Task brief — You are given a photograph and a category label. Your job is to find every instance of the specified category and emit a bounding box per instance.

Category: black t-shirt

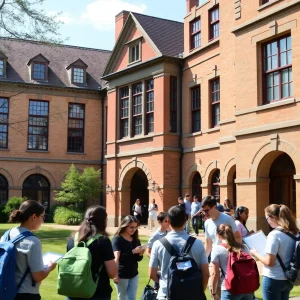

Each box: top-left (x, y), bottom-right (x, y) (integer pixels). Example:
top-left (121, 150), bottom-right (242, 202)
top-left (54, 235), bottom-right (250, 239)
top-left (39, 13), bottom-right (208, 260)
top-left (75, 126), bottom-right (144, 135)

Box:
top-left (112, 235), bottom-right (143, 279)
top-left (67, 235), bottom-right (115, 298)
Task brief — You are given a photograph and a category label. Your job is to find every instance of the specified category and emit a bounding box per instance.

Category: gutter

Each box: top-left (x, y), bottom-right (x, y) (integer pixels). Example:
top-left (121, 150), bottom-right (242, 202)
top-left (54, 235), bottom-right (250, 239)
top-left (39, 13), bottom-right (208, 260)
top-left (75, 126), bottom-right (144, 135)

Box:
top-left (100, 94), bottom-right (105, 206)
top-left (178, 61), bottom-right (184, 196)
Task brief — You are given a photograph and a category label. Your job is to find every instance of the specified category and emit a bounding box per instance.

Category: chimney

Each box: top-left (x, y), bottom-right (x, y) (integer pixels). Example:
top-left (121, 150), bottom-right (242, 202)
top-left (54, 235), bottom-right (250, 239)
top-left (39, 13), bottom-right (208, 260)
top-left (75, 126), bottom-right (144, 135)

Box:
top-left (186, 0), bottom-right (198, 14)
top-left (115, 10), bottom-right (130, 42)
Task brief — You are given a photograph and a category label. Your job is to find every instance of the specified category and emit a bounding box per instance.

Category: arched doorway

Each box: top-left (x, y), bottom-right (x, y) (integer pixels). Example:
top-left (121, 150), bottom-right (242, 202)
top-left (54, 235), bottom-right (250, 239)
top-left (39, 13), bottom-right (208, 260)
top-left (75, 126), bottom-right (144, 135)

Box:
top-left (211, 169), bottom-right (220, 200)
top-left (269, 153), bottom-right (296, 213)
top-left (130, 169), bottom-right (149, 224)
top-left (22, 174), bottom-right (50, 212)
top-left (192, 172), bottom-right (202, 199)
top-left (0, 174), bottom-right (8, 205)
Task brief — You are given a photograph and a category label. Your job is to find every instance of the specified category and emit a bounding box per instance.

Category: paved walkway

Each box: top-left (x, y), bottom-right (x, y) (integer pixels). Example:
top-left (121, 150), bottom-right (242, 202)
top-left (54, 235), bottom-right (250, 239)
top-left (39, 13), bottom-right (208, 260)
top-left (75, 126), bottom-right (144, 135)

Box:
top-left (43, 224), bottom-right (300, 299)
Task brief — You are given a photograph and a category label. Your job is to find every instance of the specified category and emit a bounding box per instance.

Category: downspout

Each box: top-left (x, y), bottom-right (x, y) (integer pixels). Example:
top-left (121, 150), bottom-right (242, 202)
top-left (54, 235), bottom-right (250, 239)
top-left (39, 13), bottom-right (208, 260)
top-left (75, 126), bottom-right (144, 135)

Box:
top-left (100, 92), bottom-right (105, 206)
top-left (179, 61), bottom-right (184, 196)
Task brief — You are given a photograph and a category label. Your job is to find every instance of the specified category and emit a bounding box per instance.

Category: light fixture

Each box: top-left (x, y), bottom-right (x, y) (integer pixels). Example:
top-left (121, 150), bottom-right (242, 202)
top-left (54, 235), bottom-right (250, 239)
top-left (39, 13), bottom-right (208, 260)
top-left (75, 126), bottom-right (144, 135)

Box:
top-left (106, 184), bottom-right (113, 194)
top-left (151, 180), bottom-right (158, 192)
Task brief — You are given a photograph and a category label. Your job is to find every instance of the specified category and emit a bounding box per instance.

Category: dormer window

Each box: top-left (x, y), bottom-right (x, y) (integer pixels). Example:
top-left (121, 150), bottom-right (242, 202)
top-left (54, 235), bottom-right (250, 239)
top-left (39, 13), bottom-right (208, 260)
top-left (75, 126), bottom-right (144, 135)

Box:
top-left (0, 52), bottom-right (8, 78)
top-left (66, 59), bottom-right (88, 86)
top-left (72, 67), bottom-right (84, 84)
top-left (32, 63), bottom-right (46, 80)
top-left (129, 41), bottom-right (141, 64)
top-left (27, 54), bottom-right (49, 81)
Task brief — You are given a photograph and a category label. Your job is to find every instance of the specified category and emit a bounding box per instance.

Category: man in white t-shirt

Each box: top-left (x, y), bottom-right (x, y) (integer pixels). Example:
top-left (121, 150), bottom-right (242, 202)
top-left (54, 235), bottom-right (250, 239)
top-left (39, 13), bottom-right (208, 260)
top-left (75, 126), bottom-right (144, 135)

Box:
top-left (148, 199), bottom-right (158, 231)
top-left (201, 195), bottom-right (242, 299)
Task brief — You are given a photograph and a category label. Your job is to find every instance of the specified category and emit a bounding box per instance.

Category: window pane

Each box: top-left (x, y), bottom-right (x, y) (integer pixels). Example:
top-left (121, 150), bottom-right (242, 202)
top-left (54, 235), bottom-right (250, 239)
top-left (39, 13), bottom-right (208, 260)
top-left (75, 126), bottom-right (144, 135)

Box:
top-left (73, 68), bottom-right (84, 84)
top-left (280, 52), bottom-right (287, 66)
top-left (271, 41), bottom-right (277, 55)
top-left (282, 68), bottom-right (289, 83)
top-left (267, 73), bottom-right (273, 88)
top-left (271, 55), bottom-right (278, 69)
top-left (280, 38), bottom-right (287, 51)
top-left (33, 63), bottom-right (46, 80)
top-left (282, 83), bottom-right (289, 98)
top-left (273, 71), bottom-right (279, 85)
top-left (274, 86), bottom-right (280, 100)
top-left (290, 82), bottom-right (293, 96)
top-left (287, 50), bottom-right (292, 65)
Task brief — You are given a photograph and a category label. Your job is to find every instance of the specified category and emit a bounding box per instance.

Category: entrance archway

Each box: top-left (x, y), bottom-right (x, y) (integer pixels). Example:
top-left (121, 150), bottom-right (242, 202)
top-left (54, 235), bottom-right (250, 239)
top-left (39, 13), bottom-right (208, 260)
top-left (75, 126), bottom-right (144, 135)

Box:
top-left (269, 153), bottom-right (296, 213)
top-left (130, 169), bottom-right (149, 224)
top-left (192, 172), bottom-right (202, 199)
top-left (22, 174), bottom-right (50, 212)
top-left (211, 169), bottom-right (220, 200)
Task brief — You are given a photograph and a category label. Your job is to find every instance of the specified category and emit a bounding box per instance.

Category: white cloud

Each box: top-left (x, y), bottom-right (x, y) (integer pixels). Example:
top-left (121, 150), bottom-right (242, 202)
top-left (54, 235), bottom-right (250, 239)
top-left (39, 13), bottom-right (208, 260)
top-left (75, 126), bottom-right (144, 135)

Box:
top-left (80, 0), bottom-right (147, 31)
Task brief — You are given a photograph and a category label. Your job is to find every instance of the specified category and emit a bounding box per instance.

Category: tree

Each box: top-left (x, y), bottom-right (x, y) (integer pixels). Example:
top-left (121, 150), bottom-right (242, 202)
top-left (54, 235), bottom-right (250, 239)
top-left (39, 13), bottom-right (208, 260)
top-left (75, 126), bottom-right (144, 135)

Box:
top-left (0, 0), bottom-right (63, 44)
top-left (55, 164), bottom-right (102, 208)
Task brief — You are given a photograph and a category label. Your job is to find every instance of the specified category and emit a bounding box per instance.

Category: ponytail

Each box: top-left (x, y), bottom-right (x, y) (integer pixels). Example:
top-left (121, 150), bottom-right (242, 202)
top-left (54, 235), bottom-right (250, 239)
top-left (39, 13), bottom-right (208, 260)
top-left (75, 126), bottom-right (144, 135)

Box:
top-left (9, 200), bottom-right (44, 223)
top-left (265, 204), bottom-right (298, 235)
top-left (217, 224), bottom-right (244, 254)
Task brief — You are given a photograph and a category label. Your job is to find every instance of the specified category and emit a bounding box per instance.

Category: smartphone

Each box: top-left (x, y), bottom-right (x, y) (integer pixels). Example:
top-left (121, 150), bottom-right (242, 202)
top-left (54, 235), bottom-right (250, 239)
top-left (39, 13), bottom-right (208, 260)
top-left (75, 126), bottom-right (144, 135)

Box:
top-left (141, 243), bottom-right (148, 250)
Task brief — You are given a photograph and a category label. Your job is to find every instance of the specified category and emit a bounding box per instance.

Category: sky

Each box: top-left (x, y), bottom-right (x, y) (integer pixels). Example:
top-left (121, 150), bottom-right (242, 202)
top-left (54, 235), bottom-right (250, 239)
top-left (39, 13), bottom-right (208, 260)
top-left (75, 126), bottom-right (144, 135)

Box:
top-left (43, 0), bottom-right (186, 51)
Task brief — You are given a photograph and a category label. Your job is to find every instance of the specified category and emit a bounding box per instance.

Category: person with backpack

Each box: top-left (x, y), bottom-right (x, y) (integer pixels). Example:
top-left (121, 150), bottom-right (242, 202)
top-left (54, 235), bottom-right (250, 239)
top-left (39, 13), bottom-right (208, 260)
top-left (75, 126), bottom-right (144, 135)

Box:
top-left (112, 215), bottom-right (145, 300)
top-left (250, 204), bottom-right (299, 300)
top-left (0, 200), bottom-right (56, 300)
top-left (201, 196), bottom-right (242, 299)
top-left (149, 205), bottom-right (209, 300)
top-left (64, 205), bottom-right (117, 300)
top-left (234, 206), bottom-right (254, 238)
top-left (211, 224), bottom-right (259, 300)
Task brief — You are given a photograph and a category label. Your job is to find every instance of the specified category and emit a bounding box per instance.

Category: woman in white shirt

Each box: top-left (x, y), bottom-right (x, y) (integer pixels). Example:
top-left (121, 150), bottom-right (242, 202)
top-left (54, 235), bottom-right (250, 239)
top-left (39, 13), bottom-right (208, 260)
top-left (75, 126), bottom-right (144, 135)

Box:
top-left (250, 204), bottom-right (298, 300)
top-left (148, 199), bottom-right (158, 231)
top-left (234, 206), bottom-right (254, 238)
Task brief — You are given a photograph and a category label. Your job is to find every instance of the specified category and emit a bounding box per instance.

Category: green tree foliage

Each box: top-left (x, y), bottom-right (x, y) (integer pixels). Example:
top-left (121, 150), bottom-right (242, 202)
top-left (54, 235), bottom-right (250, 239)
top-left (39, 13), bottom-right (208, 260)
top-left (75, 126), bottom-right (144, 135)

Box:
top-left (55, 164), bottom-right (102, 208)
top-left (0, 0), bottom-right (63, 43)
top-left (3, 196), bottom-right (25, 216)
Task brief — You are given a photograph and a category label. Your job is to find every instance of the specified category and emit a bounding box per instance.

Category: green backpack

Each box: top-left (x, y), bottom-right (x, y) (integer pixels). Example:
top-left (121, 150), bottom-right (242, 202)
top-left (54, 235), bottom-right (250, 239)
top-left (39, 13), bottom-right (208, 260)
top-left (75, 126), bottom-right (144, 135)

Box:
top-left (57, 233), bottom-right (103, 298)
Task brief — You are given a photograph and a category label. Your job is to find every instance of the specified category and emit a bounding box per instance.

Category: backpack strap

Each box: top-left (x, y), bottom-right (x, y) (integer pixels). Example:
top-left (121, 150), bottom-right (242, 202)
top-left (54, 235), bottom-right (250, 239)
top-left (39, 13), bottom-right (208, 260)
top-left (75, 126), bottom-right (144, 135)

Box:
top-left (160, 237), bottom-right (177, 256)
top-left (181, 236), bottom-right (196, 255)
top-left (275, 228), bottom-right (298, 241)
top-left (10, 231), bottom-right (35, 244)
top-left (74, 232), bottom-right (101, 247)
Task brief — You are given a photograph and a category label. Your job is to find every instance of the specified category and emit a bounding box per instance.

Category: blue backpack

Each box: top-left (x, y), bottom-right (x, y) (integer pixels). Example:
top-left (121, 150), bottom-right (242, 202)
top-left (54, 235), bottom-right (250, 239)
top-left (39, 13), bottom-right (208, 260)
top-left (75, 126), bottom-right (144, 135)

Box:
top-left (0, 230), bottom-right (35, 300)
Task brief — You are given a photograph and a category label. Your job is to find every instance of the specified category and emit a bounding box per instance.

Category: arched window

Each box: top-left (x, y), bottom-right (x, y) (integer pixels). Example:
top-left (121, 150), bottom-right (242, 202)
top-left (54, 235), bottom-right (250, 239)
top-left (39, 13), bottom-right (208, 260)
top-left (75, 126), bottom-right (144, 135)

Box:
top-left (0, 175), bottom-right (8, 204)
top-left (22, 174), bottom-right (50, 211)
top-left (211, 169), bottom-right (220, 200)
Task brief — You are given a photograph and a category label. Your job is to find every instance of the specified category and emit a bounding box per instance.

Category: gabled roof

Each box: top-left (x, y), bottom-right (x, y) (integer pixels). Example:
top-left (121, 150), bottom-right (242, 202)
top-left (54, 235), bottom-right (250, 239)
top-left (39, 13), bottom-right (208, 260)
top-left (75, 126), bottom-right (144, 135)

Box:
top-left (132, 13), bottom-right (184, 57)
top-left (27, 53), bottom-right (50, 66)
top-left (103, 12), bottom-right (183, 77)
top-left (66, 58), bottom-right (88, 70)
top-left (0, 38), bottom-right (111, 90)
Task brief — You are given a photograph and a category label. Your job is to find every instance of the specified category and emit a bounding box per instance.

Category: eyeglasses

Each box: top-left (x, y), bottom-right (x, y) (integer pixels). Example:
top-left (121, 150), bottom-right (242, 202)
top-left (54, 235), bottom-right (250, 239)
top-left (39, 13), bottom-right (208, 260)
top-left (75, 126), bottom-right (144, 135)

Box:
top-left (40, 215), bottom-right (45, 220)
top-left (265, 216), bottom-right (270, 222)
top-left (202, 207), bottom-right (213, 214)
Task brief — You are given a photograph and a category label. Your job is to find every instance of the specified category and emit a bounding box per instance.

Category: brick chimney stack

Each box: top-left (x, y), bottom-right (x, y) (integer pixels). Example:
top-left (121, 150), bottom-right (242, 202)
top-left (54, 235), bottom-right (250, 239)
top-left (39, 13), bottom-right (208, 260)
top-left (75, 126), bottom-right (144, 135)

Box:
top-left (186, 0), bottom-right (198, 14)
top-left (115, 10), bottom-right (130, 42)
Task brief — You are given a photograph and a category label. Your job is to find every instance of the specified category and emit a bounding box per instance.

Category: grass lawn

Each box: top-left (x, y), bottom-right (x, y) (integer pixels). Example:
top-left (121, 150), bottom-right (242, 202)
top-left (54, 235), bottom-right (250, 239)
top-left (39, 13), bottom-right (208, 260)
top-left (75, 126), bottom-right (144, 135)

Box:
top-left (1, 224), bottom-right (300, 299)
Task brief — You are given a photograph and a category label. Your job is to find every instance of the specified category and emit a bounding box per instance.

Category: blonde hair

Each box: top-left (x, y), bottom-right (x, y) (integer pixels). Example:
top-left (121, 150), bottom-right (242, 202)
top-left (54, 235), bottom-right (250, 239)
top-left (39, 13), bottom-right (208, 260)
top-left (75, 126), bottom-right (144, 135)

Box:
top-left (265, 204), bottom-right (298, 235)
top-left (216, 224), bottom-right (244, 254)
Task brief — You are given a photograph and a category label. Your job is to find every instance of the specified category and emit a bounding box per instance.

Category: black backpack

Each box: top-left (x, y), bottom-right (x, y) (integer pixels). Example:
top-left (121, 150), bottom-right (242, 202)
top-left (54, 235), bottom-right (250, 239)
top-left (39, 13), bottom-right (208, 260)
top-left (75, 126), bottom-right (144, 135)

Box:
top-left (275, 229), bottom-right (300, 285)
top-left (160, 237), bottom-right (206, 300)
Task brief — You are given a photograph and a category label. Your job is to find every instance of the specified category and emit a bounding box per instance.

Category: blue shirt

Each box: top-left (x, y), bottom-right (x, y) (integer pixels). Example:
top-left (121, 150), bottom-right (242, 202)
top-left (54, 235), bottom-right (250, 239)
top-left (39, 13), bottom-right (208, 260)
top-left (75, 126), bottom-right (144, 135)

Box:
top-left (147, 229), bottom-right (168, 249)
top-left (184, 199), bottom-right (192, 214)
top-left (191, 201), bottom-right (201, 216)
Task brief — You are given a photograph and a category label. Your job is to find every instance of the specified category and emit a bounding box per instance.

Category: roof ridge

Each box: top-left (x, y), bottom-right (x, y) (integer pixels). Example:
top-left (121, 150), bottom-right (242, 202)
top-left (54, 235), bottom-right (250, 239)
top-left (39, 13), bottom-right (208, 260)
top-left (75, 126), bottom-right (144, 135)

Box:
top-left (131, 12), bottom-right (183, 25)
top-left (0, 37), bottom-right (112, 53)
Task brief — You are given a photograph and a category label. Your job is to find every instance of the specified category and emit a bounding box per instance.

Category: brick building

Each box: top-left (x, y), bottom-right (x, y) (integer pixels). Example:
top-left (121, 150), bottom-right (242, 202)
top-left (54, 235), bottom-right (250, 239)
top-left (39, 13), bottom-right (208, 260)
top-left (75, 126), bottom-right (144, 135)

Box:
top-left (104, 0), bottom-right (300, 231)
top-left (0, 39), bottom-right (111, 211)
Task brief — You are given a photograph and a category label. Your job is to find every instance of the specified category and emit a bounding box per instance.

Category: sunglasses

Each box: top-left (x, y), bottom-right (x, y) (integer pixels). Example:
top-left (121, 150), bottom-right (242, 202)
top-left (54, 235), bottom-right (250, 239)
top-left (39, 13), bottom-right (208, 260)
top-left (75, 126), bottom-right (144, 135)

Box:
top-left (202, 207), bottom-right (213, 214)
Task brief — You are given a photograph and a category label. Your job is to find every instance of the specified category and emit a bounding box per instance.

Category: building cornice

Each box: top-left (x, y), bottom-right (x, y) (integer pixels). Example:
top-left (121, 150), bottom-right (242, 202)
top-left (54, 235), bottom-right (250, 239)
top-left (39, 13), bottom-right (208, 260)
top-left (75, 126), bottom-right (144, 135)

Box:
top-left (232, 0), bottom-right (300, 33)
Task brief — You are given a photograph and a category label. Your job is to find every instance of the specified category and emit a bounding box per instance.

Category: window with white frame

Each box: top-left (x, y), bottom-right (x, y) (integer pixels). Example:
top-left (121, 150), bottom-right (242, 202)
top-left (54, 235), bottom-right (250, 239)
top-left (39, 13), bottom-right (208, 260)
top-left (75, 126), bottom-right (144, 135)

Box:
top-left (129, 42), bottom-right (141, 63)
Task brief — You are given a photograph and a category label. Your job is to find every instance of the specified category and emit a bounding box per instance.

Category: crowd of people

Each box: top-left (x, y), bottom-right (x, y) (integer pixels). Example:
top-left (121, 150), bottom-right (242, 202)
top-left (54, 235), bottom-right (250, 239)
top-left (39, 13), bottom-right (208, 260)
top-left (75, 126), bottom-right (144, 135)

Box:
top-left (1, 195), bottom-right (299, 300)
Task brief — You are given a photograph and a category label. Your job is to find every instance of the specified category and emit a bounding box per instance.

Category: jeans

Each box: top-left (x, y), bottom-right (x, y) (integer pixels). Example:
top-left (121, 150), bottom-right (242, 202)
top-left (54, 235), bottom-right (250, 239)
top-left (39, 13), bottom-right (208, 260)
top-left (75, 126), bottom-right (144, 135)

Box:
top-left (192, 216), bottom-right (200, 235)
top-left (114, 275), bottom-right (139, 300)
top-left (184, 214), bottom-right (191, 233)
top-left (262, 276), bottom-right (293, 300)
top-left (221, 290), bottom-right (254, 300)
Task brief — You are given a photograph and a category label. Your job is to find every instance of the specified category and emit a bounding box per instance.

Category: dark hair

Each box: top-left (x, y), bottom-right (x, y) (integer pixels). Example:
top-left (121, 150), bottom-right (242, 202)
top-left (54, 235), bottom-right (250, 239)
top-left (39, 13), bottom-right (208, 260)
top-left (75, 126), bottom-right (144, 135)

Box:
top-left (77, 205), bottom-right (108, 243)
top-left (9, 200), bottom-right (45, 223)
top-left (115, 215), bottom-right (139, 242)
top-left (167, 205), bottom-right (186, 228)
top-left (224, 199), bottom-right (233, 209)
top-left (265, 204), bottom-right (299, 235)
top-left (157, 212), bottom-right (168, 223)
top-left (178, 197), bottom-right (183, 201)
top-left (216, 224), bottom-right (244, 254)
top-left (185, 194), bottom-right (190, 197)
top-left (234, 206), bottom-right (249, 225)
top-left (193, 195), bottom-right (199, 200)
top-left (201, 195), bottom-right (216, 208)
